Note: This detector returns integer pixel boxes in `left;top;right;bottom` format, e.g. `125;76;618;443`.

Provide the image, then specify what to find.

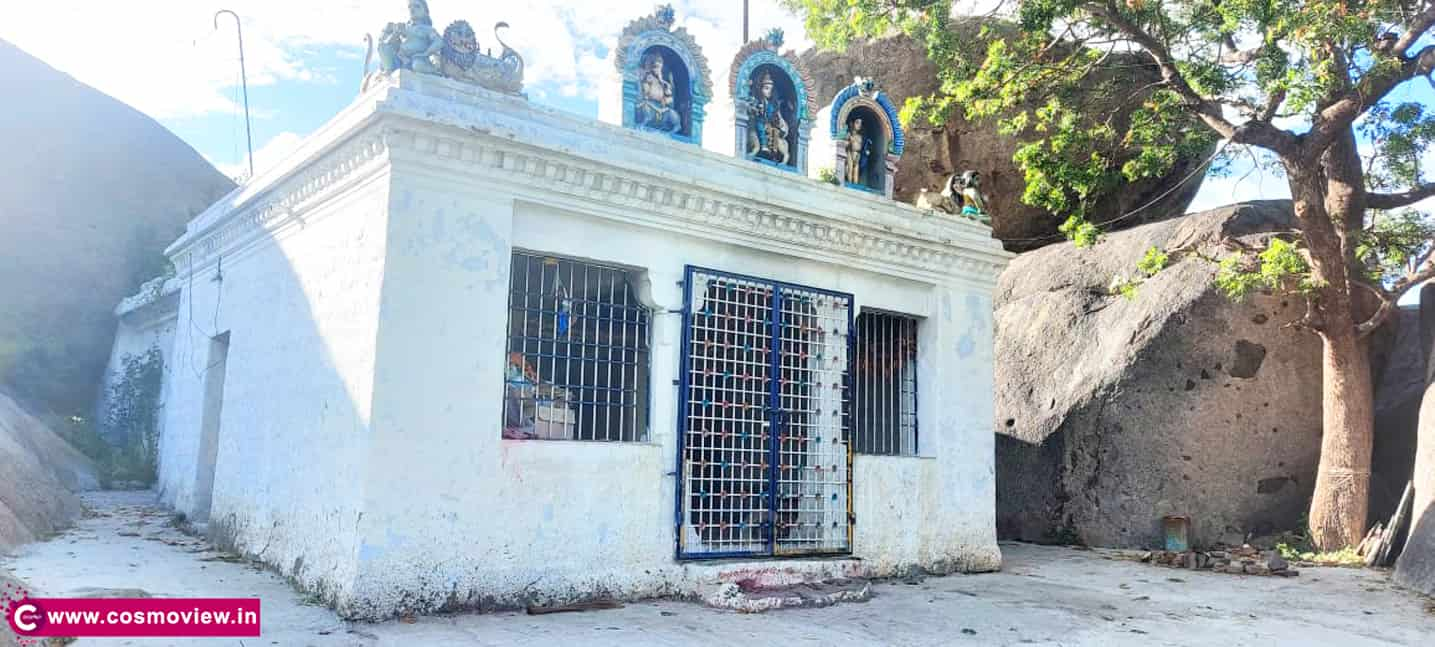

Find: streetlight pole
214;9;255;179
743;0;750;43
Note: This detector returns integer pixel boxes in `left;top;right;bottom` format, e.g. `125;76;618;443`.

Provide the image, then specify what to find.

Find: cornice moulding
167;71;1011;286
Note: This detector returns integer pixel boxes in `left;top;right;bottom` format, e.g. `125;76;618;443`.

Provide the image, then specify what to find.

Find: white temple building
111;7;1011;618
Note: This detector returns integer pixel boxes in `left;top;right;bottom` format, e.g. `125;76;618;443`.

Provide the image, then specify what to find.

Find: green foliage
1357;211;1435;282
816;166;841;185
1058;215;1100;247
1138;246;1170;277
1216;238;1318;301
1108;275;1140;300
93;348;165;487
787;0;1433;314
1275;542;1365;567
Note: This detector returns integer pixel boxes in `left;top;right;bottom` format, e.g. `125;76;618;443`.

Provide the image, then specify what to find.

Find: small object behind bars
1163;515;1191;552
525;599;624;615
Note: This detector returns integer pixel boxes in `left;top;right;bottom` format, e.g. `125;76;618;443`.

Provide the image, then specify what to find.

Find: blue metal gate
675;266;853;559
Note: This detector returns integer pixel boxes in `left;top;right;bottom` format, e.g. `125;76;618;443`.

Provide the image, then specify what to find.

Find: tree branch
1355;256;1435;336
1393;2;1435;56
1081;2;1300;155
1306;44;1435;157
1367;183;1435;209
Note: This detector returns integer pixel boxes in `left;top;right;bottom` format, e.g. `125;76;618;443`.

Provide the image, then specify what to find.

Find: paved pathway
4;491;1433;646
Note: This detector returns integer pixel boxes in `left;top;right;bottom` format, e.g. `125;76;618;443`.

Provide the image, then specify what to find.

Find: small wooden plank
1375;481;1415;567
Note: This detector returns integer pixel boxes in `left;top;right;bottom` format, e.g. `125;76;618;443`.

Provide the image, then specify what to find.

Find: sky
0;0;1429;301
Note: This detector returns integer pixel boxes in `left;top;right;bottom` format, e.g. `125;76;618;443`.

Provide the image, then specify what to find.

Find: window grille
503;251;650;442
853;311;918;456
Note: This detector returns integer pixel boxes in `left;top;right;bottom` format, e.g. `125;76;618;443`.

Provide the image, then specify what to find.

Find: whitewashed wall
152;71;1008;620
156;162;391;606
345;190;1000;617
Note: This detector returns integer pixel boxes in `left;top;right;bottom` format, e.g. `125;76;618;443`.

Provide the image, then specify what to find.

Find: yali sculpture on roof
829;77;904;198
616;5;712;144
731;28;817;173
363;0;524;95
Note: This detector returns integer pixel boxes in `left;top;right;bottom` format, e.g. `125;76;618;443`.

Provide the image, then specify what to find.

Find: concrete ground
4;491;1434;646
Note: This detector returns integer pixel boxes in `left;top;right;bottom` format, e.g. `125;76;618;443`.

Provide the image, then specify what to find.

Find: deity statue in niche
844;116;872;185
746;71;791;165
635;51;682;133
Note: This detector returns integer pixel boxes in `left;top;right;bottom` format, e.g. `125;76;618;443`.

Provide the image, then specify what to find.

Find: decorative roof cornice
168;131;390;271
166;72;1009;287
115;276;181;318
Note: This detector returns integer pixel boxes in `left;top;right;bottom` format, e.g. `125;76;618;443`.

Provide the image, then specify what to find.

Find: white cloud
0;1;811;129
211;130;304;181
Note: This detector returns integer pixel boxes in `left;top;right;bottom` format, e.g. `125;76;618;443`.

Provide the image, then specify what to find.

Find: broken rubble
1141;545;1298;578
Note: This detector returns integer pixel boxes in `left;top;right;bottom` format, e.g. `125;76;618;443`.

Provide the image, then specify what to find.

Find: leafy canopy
787;0;1434;305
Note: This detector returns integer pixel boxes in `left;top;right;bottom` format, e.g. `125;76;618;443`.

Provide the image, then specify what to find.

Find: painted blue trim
766;287;783;557
673;265;694;560
621;32;710;146
673;265;856;560
843;181;883;195
827;83;905;157
734;51;811;122
751;157;799;173
683;266;855;299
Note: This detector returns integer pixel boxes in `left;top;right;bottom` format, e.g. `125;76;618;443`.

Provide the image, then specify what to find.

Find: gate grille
677;267;852;558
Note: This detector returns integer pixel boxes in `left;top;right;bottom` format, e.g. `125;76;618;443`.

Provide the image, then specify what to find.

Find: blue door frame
674;265;855;560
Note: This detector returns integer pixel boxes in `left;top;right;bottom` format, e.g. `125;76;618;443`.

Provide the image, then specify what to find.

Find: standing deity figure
844;117;871;185
746;72;790;164
635;52;682;133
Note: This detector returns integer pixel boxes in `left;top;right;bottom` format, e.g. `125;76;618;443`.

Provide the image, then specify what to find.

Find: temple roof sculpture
614;5;712;144
362;0;524;95
828;77;905;198
730;28;818;173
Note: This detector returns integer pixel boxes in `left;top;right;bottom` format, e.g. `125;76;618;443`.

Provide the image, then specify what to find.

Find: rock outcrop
0;390;97;553
1395;284;1435;596
1369;306;1426;522
0;38;235;421
799;28;1211;252
995;201;1326;548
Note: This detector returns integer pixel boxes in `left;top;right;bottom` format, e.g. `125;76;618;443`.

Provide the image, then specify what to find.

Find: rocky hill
0;389;96;553
994;201;1326;548
799;29;1211;252
0;39;235;421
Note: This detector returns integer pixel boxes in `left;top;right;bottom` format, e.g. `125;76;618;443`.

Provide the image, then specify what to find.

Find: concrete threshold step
702;577;873;613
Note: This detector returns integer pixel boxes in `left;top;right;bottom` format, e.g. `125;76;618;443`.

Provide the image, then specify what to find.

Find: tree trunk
1307;326;1375;550
1285;163;1374;551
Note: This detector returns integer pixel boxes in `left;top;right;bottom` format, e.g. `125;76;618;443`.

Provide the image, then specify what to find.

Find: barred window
852;311;918;455
503;251;651;441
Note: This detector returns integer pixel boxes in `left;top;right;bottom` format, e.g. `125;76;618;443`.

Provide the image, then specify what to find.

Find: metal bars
678;272;774;556
503;251;651;442
773;285;851;554
853;311;918;456
676;267;853;559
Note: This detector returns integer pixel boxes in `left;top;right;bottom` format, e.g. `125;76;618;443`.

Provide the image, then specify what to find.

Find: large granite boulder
1369;306;1426;521
995;201;1326;548
1395;284;1435;596
0;390;96;553
799;27;1211;252
0;39;235;421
